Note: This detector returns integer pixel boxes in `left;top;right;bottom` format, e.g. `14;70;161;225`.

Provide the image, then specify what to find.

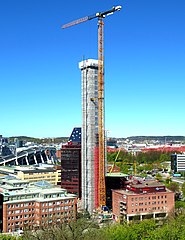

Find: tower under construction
79;59;99;213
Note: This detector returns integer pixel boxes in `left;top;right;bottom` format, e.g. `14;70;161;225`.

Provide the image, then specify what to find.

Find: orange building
112;180;174;222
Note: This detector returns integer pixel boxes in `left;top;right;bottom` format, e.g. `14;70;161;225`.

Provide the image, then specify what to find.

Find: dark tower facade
61;128;81;198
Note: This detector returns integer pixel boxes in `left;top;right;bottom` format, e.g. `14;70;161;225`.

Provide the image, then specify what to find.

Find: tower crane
62;6;122;207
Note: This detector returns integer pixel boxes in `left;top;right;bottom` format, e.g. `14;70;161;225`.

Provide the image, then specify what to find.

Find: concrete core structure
79;59;98;213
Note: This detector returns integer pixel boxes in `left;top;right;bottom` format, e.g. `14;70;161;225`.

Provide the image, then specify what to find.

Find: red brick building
0;179;77;233
112;180;174;222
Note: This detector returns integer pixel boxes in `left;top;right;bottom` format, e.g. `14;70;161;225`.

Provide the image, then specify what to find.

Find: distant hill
8;135;185;145
8;136;68;144
120;136;185;143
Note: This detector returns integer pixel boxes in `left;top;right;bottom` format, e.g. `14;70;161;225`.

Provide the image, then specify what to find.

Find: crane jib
62;16;89;29
62;6;122;29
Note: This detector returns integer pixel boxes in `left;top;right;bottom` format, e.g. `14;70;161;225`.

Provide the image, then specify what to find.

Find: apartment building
0;179;77;233
112;180;174;222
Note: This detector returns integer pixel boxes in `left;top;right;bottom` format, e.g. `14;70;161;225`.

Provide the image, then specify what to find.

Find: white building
171;154;185;172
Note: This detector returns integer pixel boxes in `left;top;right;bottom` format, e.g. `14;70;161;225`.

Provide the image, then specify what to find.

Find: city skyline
1;0;185;138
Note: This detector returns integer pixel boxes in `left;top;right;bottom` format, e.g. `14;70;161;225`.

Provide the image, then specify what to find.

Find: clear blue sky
1;0;185;138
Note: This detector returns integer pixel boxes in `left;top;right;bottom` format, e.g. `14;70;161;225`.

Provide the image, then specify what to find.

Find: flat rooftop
106;173;129;177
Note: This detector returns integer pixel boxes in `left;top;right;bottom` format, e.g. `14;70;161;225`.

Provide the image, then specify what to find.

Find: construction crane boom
62;5;121;208
62;6;121;29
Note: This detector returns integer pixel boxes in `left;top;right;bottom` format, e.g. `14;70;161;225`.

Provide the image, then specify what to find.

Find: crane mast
98;17;105;206
62;5;121;208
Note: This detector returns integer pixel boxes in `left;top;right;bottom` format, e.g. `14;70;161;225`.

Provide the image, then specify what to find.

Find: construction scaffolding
79;59;99;213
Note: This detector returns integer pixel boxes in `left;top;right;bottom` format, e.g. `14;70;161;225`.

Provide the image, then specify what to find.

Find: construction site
61;5;175;223
62;6;123;215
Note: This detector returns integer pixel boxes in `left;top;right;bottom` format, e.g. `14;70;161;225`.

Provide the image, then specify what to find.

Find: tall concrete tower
79;59;98;213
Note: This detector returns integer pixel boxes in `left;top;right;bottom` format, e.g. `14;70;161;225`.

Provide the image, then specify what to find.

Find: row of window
41;206;73;212
131;206;167;213
131;201;167;207
8;211;75;222
8;220;33;226
7;199;75;209
8;215;34;221
40;200;74;206
8;209;34;214
131;195;167;201
8;203;34;208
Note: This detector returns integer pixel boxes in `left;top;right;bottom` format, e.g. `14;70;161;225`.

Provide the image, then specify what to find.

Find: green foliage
155;173;163;182
175;200;185;209
19;212;185;240
0;235;19;240
166;182;180;192
22;218;100;240
102;214;185;240
181;182;185;197
165;177;172;184
107;150;173;175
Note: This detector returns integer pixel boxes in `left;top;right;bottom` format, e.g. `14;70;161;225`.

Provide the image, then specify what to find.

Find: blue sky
1;0;185;138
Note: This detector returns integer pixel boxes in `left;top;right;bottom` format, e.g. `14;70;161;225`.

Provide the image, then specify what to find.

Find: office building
61;128;81;197
0;165;61;186
171;154;185;173
112;180;174;222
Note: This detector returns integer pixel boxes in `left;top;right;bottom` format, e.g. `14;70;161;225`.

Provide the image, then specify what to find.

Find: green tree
166;182;180;193
22;218;100;240
155;173;163;182
181;182;185;197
